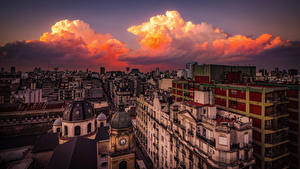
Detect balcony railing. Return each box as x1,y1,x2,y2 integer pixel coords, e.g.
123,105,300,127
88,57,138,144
196,133,216,147
230,143,240,150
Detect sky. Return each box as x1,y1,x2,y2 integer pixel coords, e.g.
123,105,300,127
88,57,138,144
0,0,300,71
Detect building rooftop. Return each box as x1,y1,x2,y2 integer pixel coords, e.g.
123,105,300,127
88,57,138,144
32,132,59,153
46,137,97,169
95,126,109,141
183,101,214,108
63,100,95,122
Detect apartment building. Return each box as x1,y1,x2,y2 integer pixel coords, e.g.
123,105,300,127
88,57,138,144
172,80,289,169
255,83,300,169
136,90,254,169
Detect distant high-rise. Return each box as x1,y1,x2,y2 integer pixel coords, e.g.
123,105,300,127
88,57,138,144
155,67,160,77
100,67,105,75
186,62,197,79
288,69,298,76
259,69,268,76
10,66,15,74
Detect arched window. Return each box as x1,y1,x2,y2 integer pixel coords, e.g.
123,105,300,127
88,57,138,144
87,123,91,133
56,127,61,133
64,126,68,136
100,122,104,127
119,161,127,169
75,126,81,136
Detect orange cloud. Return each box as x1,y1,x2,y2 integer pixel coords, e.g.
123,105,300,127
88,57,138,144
127,11,290,64
40,19,129,68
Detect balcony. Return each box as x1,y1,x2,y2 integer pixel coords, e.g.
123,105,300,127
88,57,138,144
265,96,288,104
196,133,216,147
264,155,289,169
265,143,288,158
265,104,288,117
265,131,288,145
265,118,288,130
230,143,240,150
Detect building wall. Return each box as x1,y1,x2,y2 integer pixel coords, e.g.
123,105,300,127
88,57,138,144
193,64,256,83
158,78,173,91
108,153,135,169
0,108,63,137
171,80,290,169
136,93,254,169
214,85,289,169
286,89,300,169
61,119,96,138
255,83,300,169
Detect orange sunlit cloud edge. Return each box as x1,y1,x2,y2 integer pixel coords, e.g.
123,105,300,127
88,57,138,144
0,11,294,71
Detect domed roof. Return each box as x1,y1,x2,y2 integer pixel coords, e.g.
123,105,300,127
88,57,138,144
111,110,131,129
53,118,62,126
97,113,107,121
63,100,95,121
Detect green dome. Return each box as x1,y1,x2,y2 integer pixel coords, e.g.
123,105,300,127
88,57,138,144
111,110,131,129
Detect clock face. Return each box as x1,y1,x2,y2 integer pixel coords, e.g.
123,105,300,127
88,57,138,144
120,138,126,145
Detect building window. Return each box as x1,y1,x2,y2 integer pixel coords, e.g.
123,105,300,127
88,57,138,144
219,151,226,163
230,101,238,108
244,132,249,144
119,161,127,169
231,90,237,95
75,126,81,136
202,128,206,137
199,141,203,150
64,126,68,136
87,123,91,133
219,136,227,146
56,128,61,133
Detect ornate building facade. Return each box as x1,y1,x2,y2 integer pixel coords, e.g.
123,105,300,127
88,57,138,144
31,100,136,169
108,104,135,169
135,90,255,169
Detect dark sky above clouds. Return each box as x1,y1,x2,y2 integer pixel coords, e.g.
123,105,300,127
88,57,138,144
0,0,300,71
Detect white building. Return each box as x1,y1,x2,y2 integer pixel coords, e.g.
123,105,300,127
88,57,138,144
15,88,46,103
135,90,255,169
158,78,173,91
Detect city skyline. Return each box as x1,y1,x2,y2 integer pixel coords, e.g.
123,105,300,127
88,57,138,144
1,1,300,71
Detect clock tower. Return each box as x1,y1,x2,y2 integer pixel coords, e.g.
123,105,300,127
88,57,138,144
108,103,135,169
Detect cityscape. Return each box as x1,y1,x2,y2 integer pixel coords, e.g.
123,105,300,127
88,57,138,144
0,1,300,169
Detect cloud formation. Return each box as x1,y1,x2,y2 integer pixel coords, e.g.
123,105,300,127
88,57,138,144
1,19,129,70
0,11,299,71
125,11,291,66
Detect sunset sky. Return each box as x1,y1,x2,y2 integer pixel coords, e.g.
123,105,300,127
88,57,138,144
1,0,300,71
